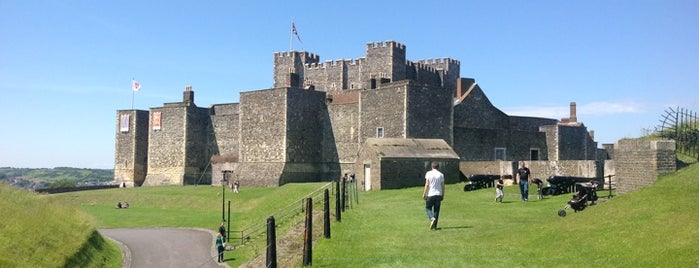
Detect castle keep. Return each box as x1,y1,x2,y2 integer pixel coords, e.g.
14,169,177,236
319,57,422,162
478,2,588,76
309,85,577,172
115,40,600,190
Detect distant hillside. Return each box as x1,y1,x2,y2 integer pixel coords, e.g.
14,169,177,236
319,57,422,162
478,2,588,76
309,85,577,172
0,167,113,190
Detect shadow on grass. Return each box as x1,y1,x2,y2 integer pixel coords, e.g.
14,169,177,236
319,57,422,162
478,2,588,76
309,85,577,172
436,225,472,230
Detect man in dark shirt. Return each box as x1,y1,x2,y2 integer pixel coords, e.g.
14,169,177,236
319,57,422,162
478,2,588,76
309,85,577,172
516,161,532,202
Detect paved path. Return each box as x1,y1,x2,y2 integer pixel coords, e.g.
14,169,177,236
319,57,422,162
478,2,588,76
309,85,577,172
100,228,227,268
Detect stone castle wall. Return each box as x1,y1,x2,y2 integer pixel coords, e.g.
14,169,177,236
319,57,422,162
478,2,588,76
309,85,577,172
143,102,212,186
239,89,287,163
359,84,408,143
557,125,597,160
114,110,149,187
115,41,612,189
209,103,239,160
273,41,458,93
326,92,360,164
615,139,676,194
183,106,211,185
285,88,327,163
459,160,603,180
406,84,454,144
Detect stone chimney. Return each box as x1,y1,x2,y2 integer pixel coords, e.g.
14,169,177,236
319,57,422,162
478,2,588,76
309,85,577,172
183,85,194,104
570,102,577,123
456,78,475,99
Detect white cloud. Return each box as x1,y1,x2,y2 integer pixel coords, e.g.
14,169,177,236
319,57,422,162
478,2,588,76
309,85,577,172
503,101,649,119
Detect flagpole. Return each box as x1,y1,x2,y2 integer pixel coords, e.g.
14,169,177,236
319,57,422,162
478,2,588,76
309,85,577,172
131,78,135,110
290,21,294,51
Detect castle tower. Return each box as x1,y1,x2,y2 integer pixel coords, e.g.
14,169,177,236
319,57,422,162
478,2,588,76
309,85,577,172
143,86,211,186
363,41,407,89
114,109,149,186
273,51,320,88
236,87,328,186
420,58,460,92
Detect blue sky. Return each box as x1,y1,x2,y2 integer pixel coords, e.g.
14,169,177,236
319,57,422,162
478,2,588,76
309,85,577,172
1,1,697,169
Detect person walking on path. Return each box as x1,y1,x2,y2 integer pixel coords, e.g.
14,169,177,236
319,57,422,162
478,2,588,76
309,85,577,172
215,232,225,263
516,161,532,202
422,161,445,230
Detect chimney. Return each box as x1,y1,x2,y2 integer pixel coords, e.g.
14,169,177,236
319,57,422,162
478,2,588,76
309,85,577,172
183,85,194,104
570,102,577,123
456,78,475,99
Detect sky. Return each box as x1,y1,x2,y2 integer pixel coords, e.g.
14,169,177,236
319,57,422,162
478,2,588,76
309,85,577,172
1,1,697,169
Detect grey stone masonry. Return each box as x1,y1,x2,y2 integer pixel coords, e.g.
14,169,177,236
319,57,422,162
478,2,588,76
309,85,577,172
114,110,149,186
115,40,608,189
615,139,676,195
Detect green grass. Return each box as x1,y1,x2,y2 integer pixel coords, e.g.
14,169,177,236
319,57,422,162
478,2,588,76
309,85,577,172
0,184,121,268
6,163,698,267
312,164,699,267
48,182,328,267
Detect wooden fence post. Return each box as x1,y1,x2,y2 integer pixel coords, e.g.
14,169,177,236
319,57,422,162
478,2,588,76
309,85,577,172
335,180,341,222
324,189,330,238
266,216,277,268
303,198,313,266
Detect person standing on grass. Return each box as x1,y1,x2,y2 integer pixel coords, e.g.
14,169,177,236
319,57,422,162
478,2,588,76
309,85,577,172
215,232,225,263
218,221,226,242
495,175,505,202
423,161,445,230
516,161,532,202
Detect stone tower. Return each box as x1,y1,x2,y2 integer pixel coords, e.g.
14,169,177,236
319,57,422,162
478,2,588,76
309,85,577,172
143,86,211,186
114,109,149,186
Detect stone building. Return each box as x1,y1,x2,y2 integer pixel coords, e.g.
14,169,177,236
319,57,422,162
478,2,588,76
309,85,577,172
356,138,460,190
114,40,601,189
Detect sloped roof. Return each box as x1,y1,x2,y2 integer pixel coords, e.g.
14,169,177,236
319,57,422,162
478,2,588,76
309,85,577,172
363,138,459,159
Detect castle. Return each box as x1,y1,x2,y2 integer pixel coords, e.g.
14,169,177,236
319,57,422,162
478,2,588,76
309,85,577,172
115,40,601,190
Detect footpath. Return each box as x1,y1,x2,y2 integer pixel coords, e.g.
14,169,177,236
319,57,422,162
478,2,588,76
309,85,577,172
100,228,230,268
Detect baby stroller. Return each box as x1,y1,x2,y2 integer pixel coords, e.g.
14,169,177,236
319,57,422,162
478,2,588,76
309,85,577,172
557,180,599,217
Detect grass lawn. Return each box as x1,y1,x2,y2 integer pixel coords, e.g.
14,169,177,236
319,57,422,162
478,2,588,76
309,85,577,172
37,162,699,267
313,163,699,267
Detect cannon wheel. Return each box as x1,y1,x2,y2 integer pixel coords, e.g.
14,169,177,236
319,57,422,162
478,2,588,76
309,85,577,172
558,209,567,217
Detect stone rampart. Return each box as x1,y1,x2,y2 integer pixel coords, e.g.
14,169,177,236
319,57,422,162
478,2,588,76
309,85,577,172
614,139,676,194
459,160,602,180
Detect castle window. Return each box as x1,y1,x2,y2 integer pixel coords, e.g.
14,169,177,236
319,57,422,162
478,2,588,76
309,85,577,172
530,148,540,161
376,127,384,138
494,148,506,161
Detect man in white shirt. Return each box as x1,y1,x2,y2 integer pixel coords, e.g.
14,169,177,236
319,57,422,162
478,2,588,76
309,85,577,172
422,161,445,230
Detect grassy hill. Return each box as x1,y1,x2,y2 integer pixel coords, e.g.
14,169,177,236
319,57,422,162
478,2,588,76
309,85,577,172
0,184,120,267
0,167,113,189
4,162,697,267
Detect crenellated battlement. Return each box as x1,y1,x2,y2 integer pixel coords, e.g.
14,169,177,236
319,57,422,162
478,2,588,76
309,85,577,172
366,40,406,51
274,51,320,63
409,61,437,72
275,40,459,91
417,58,460,66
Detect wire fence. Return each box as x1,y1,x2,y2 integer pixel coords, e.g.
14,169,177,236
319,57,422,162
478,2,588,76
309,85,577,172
227,181,341,247
226,179,360,267
657,107,699,161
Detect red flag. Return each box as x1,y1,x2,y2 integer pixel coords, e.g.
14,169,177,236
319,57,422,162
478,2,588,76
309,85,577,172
132,79,141,91
292,22,302,43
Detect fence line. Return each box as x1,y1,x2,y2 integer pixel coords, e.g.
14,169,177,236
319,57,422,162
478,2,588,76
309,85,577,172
657,107,698,160
227,179,360,267
228,181,337,247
